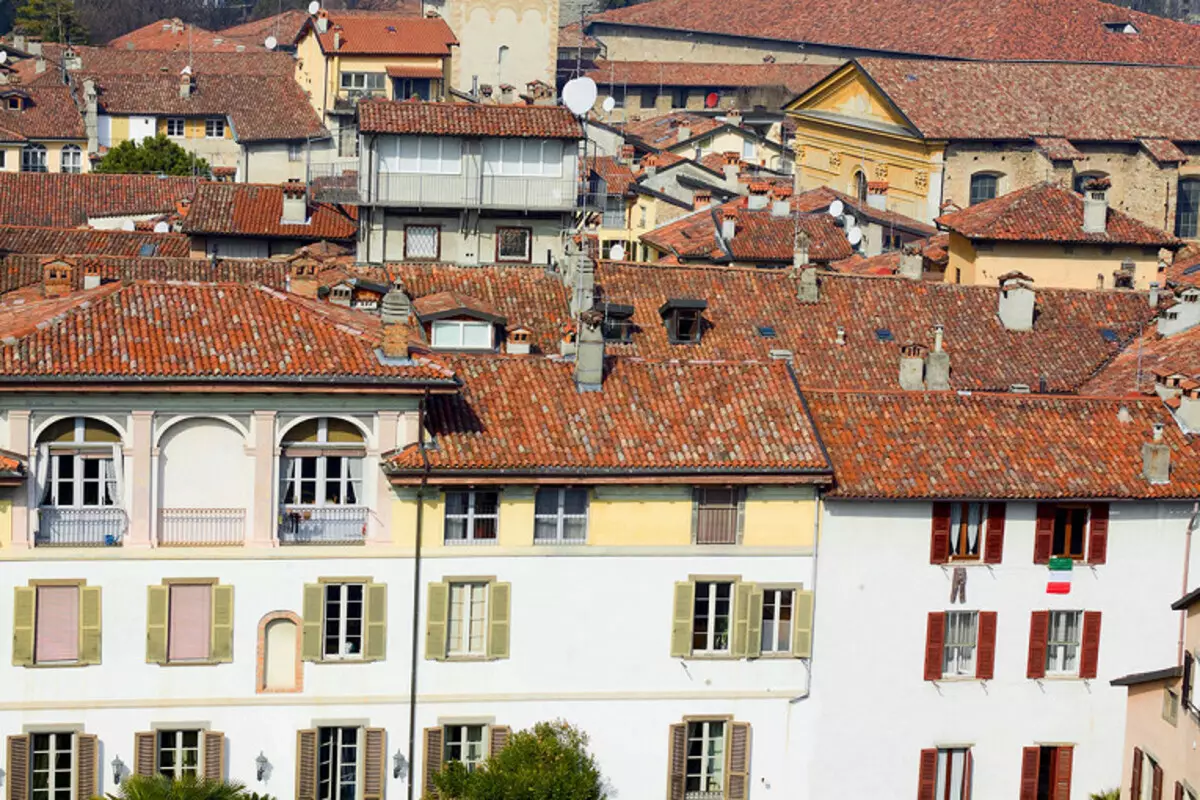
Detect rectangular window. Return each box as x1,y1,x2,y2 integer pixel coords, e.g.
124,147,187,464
30,732,73,800
481,140,564,177
281,454,363,506
695,488,740,544
942,610,978,678
533,487,588,543
44,452,118,508
1176,178,1199,239
157,729,200,779
167,583,212,662
760,588,794,654
204,118,225,139
34,585,80,664
1053,506,1088,559
317,727,358,800
447,582,488,656
684,720,725,796
949,502,984,560
935,748,971,800
1046,610,1082,675
692,581,732,654
741,139,755,160
1023,746,1072,800
1164,688,1180,725
166,118,185,137
496,227,532,262
429,320,493,350
639,88,657,109
444,491,499,543
339,72,385,92
667,308,703,344
443,725,486,771
671,88,687,108
404,224,440,260
322,583,365,660
391,136,461,175
288,142,303,162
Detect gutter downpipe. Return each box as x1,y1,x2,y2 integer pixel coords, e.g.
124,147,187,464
1180,501,1199,666
406,390,431,800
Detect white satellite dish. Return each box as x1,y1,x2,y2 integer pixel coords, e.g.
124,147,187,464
121,220,136,232
153,221,170,233
561,76,597,116
827,199,844,218
847,227,863,246
841,213,857,229
264,35,278,50
0,52,9,65
180,64,192,76
601,96,616,114
307,1,320,15
609,243,626,261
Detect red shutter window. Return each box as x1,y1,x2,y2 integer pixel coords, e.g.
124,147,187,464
34,585,79,664
1027,611,1049,679
924,612,946,681
1019,747,1040,800
1131,747,1143,800
1088,503,1109,565
168,584,212,662
1152,762,1163,800
1175,780,1184,800
975,611,997,680
984,503,1005,563
1079,611,1102,680
1034,504,1055,563
917,749,937,800
1054,746,1073,800
930,503,951,564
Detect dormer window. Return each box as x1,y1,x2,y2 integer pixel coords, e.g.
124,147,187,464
601,303,635,343
431,320,493,350
413,291,506,352
659,298,707,344
330,284,353,307
7,97,20,111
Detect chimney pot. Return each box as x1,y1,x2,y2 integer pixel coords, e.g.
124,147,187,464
926,325,950,390
41,258,74,298
1082,188,1108,234
693,191,711,210
899,343,928,391
998,274,1036,331
676,125,690,143
574,309,605,391
721,212,737,241
1149,281,1160,308
797,265,819,303
1142,423,1172,484
380,288,411,324
506,327,532,355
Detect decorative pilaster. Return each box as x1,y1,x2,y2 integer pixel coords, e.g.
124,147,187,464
9,410,30,549
127,411,154,548
250,411,278,547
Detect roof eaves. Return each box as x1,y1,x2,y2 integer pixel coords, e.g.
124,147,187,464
1110,665,1182,687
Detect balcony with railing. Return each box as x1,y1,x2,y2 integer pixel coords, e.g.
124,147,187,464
36,507,127,547
158,508,245,546
278,505,368,545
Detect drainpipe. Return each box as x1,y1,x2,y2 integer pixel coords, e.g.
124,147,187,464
406,391,431,800
1180,502,1198,666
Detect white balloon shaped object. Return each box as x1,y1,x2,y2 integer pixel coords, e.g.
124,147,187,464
847,227,863,246
561,76,598,116
153,221,170,233
122,220,136,231
609,243,626,261
264,36,278,50
601,96,616,113
0,52,9,64
308,1,320,14
828,199,844,217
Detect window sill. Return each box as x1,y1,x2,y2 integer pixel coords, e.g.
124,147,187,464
315,657,372,665
156,659,225,667
22,661,90,669
685,652,739,661
1039,674,1085,682
444,655,496,663
934,675,981,683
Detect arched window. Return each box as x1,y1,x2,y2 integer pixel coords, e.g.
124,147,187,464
60,145,81,174
853,170,868,202
1176,178,1200,239
35,418,125,546
279,418,367,544
21,143,47,173
969,173,1000,205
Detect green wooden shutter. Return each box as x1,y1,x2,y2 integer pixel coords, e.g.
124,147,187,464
12,587,35,666
79,587,102,665
145,585,169,664
792,589,814,659
670,582,695,658
425,582,449,661
210,585,234,663
487,582,511,660
301,583,324,662
364,583,388,662
732,582,754,658
746,588,763,659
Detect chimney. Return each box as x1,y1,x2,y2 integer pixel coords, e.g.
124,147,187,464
34,57,45,74
333,31,341,51
381,319,410,360
287,259,319,298
574,308,605,392
641,153,658,177
866,181,888,211
722,151,739,184
771,185,793,217
899,343,927,391
83,78,98,154
82,265,101,290
693,191,712,210
27,41,42,56
41,258,73,298
998,273,1036,332
179,69,193,99
725,108,742,128
1152,371,1185,402
794,230,810,273
315,10,330,33
898,242,923,280
1142,422,1171,484
1178,385,1200,433
747,182,770,211
1158,288,1200,337
506,326,532,355
63,48,81,71
281,182,308,224
1149,281,1160,308
676,125,691,143
835,326,845,346
380,287,412,324
480,84,493,99
721,210,737,241
500,84,514,104
617,144,634,165
926,324,950,390
797,266,819,303
1082,182,1109,234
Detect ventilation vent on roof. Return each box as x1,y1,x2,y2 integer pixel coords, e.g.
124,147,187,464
386,25,397,32
1010,383,1031,394
875,328,894,342
138,243,158,257
757,325,776,338
1100,328,1119,343
1104,21,1139,33
904,74,918,82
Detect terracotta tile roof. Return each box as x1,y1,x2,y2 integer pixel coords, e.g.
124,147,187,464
621,112,724,149
385,357,831,477
587,60,839,94
807,390,1200,499
591,0,1200,66
831,233,950,276
1139,137,1188,164
1080,322,1200,396
386,64,444,80
1034,137,1085,161
411,290,503,322
217,10,311,46
0,280,454,385
0,253,288,296
593,261,1159,391
791,186,935,237
558,21,600,50
358,100,584,139
1165,244,1200,288
14,47,296,86
0,225,189,257
642,196,854,264
108,19,246,52
850,58,1200,142
181,183,356,240
0,451,22,477
0,85,84,142
589,155,637,196
936,183,1180,248
302,13,457,56
0,173,201,227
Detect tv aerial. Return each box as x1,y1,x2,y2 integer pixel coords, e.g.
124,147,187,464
561,76,597,117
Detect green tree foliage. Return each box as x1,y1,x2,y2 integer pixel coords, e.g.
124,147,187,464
94,135,211,177
13,0,87,43
431,720,606,800
106,775,247,800
1089,791,1119,800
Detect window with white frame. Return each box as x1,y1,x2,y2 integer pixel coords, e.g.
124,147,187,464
934,747,971,800
684,720,725,798
443,725,486,771
1046,610,1083,675
38,417,122,508
339,72,385,93
692,581,732,654
949,502,985,560
317,726,359,800
430,320,493,350
481,139,564,177
60,145,81,174
496,227,532,262
166,118,185,137
404,225,440,260
280,418,365,507
322,583,365,660
288,142,303,162
942,611,978,677
447,581,488,656
741,138,755,160
21,143,47,172
444,490,499,542
205,118,225,139
31,732,73,800
388,136,462,174
533,487,588,542
760,588,794,654
157,729,201,779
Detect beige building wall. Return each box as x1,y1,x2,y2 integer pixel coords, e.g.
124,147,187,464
945,231,1163,290
0,141,89,173
444,0,558,91
592,24,846,66
360,210,566,265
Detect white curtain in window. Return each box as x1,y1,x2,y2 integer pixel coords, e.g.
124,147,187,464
35,443,49,490
967,503,983,552
106,443,123,505
282,456,299,504
347,457,363,505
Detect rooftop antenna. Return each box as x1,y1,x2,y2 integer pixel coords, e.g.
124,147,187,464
562,73,599,308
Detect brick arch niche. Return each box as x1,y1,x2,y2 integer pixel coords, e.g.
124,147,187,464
256,610,303,694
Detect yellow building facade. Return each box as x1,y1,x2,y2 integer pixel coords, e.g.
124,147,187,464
945,232,1163,290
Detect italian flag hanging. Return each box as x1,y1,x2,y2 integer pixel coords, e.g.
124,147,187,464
1047,557,1073,594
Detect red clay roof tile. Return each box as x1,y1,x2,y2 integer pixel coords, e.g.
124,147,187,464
0,225,189,257
0,85,85,142
302,12,456,56
181,183,356,240
0,173,201,227
359,100,584,139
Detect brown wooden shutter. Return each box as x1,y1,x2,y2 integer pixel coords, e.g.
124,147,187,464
1027,611,1049,679
1034,503,1055,564
1080,611,1102,679
1132,747,1143,800
930,502,951,564
726,722,750,800
923,612,945,681
963,750,973,799
363,728,385,800
1152,761,1164,800
296,729,318,800
423,727,443,798
1185,652,1194,710
134,732,156,777
7,734,29,800
75,734,97,800
917,749,937,800
488,726,510,757
1088,503,1110,565
203,731,225,781
1053,746,1073,800
984,503,1006,563
1019,747,1040,800
667,723,686,800
1176,780,1184,800
976,611,997,680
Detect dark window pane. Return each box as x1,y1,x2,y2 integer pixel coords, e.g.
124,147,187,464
474,492,499,515
445,492,469,515
534,489,558,515
473,517,497,540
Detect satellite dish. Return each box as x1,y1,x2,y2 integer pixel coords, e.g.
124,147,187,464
0,52,9,65
121,220,136,232
180,65,192,76
827,199,844,218
841,213,857,229
153,221,170,233
264,35,278,50
609,243,625,261
704,92,719,108
847,227,863,246
561,76,597,116
601,96,616,114
307,0,320,13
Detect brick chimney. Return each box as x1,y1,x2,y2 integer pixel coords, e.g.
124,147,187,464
575,308,605,391
41,258,73,298
506,326,532,355
693,191,712,210
926,324,950,390
899,343,928,391
1142,422,1171,483
287,258,320,298
998,272,1036,332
